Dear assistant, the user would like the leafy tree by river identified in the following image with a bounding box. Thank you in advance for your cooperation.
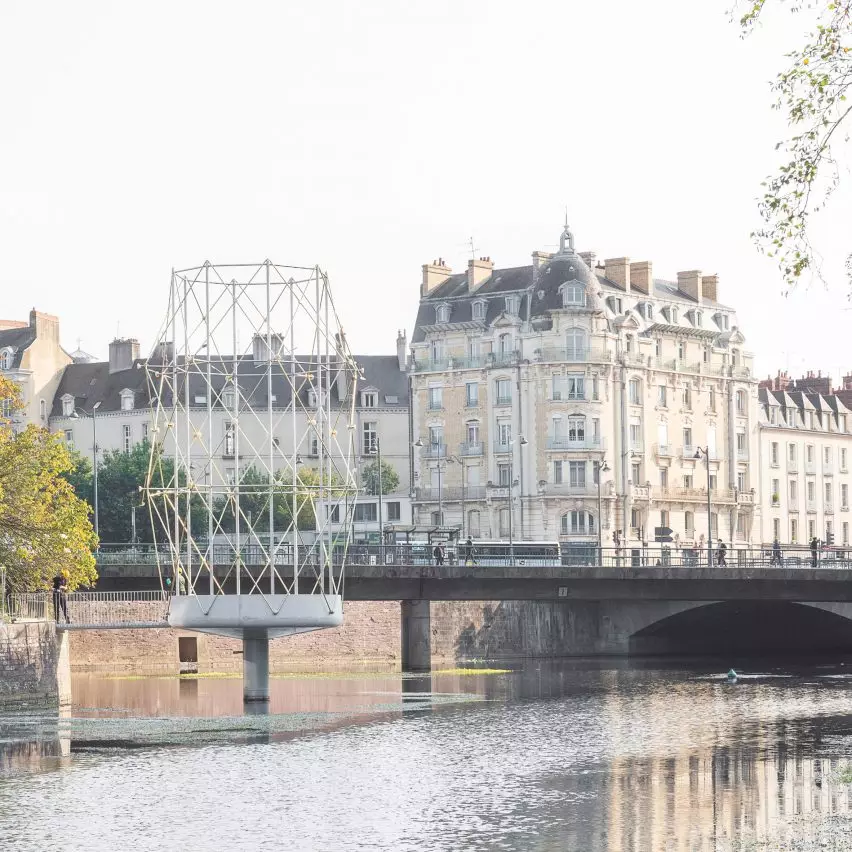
[739,0,852,289]
[0,376,97,591]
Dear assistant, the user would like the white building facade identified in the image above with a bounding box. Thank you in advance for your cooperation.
[757,386,852,547]
[410,224,760,554]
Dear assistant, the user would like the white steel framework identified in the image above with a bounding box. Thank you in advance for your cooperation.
[144,260,359,636]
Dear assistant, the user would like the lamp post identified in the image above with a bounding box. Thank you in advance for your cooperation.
[595,458,611,562]
[508,435,528,565]
[446,454,465,540]
[71,401,102,538]
[694,446,712,566]
[369,437,384,561]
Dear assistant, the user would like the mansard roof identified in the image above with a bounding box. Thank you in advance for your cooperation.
[0,326,36,369]
[50,354,407,417]
[413,254,733,344]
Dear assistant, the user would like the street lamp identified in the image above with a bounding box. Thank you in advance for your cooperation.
[694,447,713,566]
[446,454,465,540]
[71,401,102,538]
[369,436,384,560]
[595,458,611,561]
[508,435,528,565]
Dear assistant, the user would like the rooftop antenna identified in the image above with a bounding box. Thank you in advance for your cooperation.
[468,236,478,261]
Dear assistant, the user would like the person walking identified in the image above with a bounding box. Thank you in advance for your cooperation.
[464,537,477,567]
[811,536,819,568]
[716,541,727,567]
[52,571,69,624]
[433,543,445,567]
[771,537,783,567]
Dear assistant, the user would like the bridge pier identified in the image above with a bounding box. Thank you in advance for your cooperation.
[242,629,270,703]
[401,600,431,672]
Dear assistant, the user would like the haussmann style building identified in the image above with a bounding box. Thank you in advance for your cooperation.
[409,223,760,557]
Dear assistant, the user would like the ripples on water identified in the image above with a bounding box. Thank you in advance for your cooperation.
[1,661,852,851]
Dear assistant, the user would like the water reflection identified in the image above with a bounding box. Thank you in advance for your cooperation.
[1,663,852,850]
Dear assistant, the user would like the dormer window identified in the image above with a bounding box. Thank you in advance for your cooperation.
[641,303,654,321]
[472,300,487,321]
[505,295,520,316]
[361,390,377,408]
[671,308,679,324]
[559,281,585,307]
[695,311,702,328]
[120,389,135,411]
[435,304,450,324]
[61,394,74,417]
[222,388,236,409]
[0,348,13,370]
[308,389,318,408]
[606,296,623,314]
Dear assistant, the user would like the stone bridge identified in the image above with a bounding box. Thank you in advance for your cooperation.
[84,560,852,667]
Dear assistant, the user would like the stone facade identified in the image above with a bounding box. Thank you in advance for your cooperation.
[410,224,758,552]
[0,622,68,708]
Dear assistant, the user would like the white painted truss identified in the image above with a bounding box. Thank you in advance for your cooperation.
[144,260,360,626]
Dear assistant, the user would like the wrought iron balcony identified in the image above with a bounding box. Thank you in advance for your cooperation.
[545,436,604,451]
[459,441,484,457]
[421,443,446,459]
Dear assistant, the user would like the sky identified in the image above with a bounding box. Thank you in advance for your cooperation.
[1,0,851,380]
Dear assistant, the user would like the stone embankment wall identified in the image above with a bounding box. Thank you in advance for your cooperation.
[68,600,591,674]
[0,622,69,708]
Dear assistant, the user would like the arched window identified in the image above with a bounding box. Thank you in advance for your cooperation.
[61,395,74,417]
[39,399,46,420]
[468,510,481,537]
[0,348,12,370]
[566,328,587,360]
[561,281,586,307]
[561,511,596,536]
[472,300,486,321]
[499,507,511,537]
[435,304,450,323]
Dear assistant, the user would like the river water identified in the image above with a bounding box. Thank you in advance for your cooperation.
[2,661,852,851]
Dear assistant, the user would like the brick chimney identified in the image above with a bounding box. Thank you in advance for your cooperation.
[421,258,452,297]
[532,251,553,270]
[630,261,653,295]
[604,257,631,291]
[843,374,852,392]
[396,329,407,372]
[677,270,703,303]
[578,251,596,269]
[29,309,60,343]
[108,338,140,374]
[702,274,719,303]
[467,256,494,293]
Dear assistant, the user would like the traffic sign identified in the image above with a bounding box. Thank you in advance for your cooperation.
[654,526,673,543]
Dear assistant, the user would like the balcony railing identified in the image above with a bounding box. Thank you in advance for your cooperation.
[421,443,446,459]
[825,501,835,514]
[495,395,512,406]
[653,443,673,457]
[788,460,799,473]
[489,350,520,367]
[459,441,484,457]
[805,459,817,474]
[551,390,586,402]
[632,484,651,500]
[536,347,610,363]
[736,447,749,460]
[544,483,596,496]
[806,499,817,513]
[824,462,834,476]
[546,436,605,451]
[413,485,487,501]
[653,486,738,502]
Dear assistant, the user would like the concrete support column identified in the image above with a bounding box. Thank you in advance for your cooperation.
[243,628,270,703]
[56,628,72,707]
[401,599,431,672]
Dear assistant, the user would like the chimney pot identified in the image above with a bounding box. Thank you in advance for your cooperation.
[677,270,703,303]
[604,257,631,292]
[467,256,494,293]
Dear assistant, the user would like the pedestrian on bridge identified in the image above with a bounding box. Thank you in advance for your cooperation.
[716,541,727,568]
[52,571,69,624]
[771,538,783,567]
[811,537,819,568]
[464,538,477,567]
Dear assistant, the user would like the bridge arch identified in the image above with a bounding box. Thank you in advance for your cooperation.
[628,601,852,656]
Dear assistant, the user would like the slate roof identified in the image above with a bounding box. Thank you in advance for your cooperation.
[412,250,731,344]
[0,326,36,369]
[50,354,407,417]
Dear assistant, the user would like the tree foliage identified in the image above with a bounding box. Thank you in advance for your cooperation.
[213,465,345,533]
[98,438,205,542]
[361,459,400,496]
[0,376,97,591]
[740,1,852,289]
[63,449,93,506]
